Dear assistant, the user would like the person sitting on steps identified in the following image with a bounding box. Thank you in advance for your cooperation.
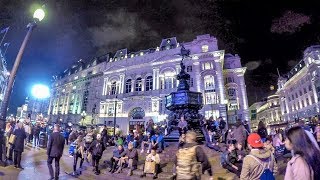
[116,142,139,176]
[140,148,161,179]
[109,145,124,173]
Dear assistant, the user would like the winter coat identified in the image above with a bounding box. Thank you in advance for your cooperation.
[13,128,27,152]
[47,132,65,157]
[89,140,105,157]
[284,154,314,180]
[120,148,139,167]
[240,149,278,180]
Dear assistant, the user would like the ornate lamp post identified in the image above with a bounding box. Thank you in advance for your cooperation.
[0,8,45,129]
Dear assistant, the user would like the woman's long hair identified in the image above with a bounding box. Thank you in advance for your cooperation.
[286,126,320,178]
[258,121,265,129]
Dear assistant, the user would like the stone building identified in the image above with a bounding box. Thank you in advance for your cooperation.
[277,45,320,123]
[49,34,249,134]
[48,55,108,124]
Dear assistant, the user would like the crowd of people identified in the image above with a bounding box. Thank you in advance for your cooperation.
[203,116,320,180]
[3,116,320,180]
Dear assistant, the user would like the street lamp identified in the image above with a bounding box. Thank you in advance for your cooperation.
[81,111,86,126]
[0,7,46,129]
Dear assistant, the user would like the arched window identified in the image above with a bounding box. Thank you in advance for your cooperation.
[160,71,175,89]
[145,76,153,91]
[204,75,215,90]
[125,79,132,93]
[135,77,142,91]
[111,81,117,95]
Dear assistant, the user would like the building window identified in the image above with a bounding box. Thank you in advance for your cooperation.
[135,77,142,91]
[203,62,212,70]
[202,45,209,53]
[145,76,153,91]
[111,81,117,95]
[205,93,218,104]
[304,88,307,94]
[187,66,193,72]
[227,88,237,100]
[83,90,89,111]
[204,75,215,90]
[299,91,303,96]
[125,79,132,93]
[226,77,234,83]
[164,77,174,89]
[309,85,312,91]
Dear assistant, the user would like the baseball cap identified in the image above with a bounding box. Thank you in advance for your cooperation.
[247,133,263,148]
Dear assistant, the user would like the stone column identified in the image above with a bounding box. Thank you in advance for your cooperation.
[153,68,157,90]
[214,59,226,103]
[119,74,125,94]
[193,62,201,92]
[141,78,145,91]
[311,79,319,112]
[103,77,109,95]
[131,79,135,92]
[155,68,160,90]
[175,64,180,87]
[238,72,249,121]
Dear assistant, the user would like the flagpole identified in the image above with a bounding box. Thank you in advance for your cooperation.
[0,28,9,47]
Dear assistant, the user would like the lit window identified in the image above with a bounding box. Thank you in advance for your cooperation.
[131,54,134,58]
[145,76,153,91]
[135,77,142,91]
[111,82,117,95]
[125,79,132,93]
[74,76,78,80]
[140,52,144,56]
[202,45,209,52]
[204,75,215,90]
[72,86,76,90]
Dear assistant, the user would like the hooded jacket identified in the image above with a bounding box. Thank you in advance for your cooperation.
[240,149,278,180]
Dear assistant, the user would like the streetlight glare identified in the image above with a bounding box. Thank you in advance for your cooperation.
[31,84,50,99]
[33,8,45,21]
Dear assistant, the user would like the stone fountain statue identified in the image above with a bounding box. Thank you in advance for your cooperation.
[165,45,207,142]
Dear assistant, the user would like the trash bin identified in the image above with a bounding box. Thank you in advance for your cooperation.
[39,132,47,148]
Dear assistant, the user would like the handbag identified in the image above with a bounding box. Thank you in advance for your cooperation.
[8,134,16,145]
[144,161,156,174]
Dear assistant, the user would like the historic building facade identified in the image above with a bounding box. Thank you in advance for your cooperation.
[100,34,249,134]
[277,45,320,123]
[48,56,108,124]
[49,34,249,134]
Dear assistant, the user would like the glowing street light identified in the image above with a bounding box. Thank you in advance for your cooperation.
[33,8,45,21]
[31,84,50,99]
[0,7,46,129]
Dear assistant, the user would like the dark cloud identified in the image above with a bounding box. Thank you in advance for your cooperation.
[271,10,311,34]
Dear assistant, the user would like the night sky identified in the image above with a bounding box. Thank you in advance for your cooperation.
[1,0,320,114]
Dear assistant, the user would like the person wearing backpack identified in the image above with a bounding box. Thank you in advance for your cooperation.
[240,133,278,180]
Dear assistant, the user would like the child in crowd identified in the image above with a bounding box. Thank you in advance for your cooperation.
[141,148,161,179]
